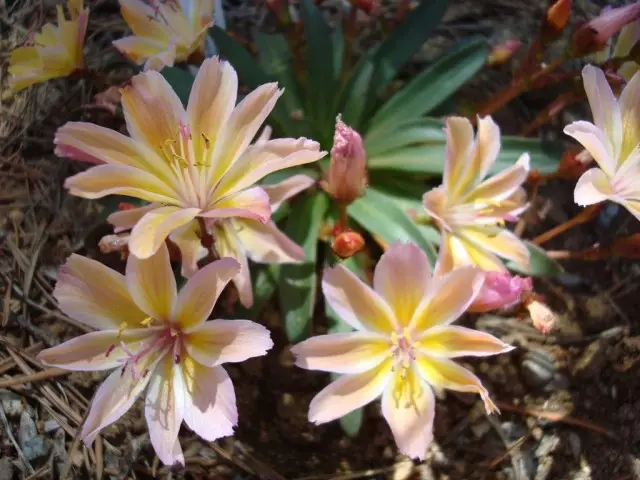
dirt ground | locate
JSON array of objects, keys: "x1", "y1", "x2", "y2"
[{"x1": 2, "y1": 0, "x2": 640, "y2": 479}]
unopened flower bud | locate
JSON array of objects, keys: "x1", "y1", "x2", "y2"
[
  {"x1": 324, "y1": 116, "x2": 367, "y2": 204},
  {"x1": 470, "y1": 272, "x2": 533, "y2": 313},
  {"x1": 487, "y1": 40, "x2": 522, "y2": 66},
  {"x1": 571, "y1": 3, "x2": 640, "y2": 56},
  {"x1": 99, "y1": 234, "x2": 130, "y2": 255},
  {"x1": 526, "y1": 300, "x2": 555, "y2": 334},
  {"x1": 546, "y1": 0, "x2": 572, "y2": 33},
  {"x1": 332, "y1": 230, "x2": 365, "y2": 259}
]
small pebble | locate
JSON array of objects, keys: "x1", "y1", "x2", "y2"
[
  {"x1": 535, "y1": 433, "x2": 560, "y2": 458},
  {"x1": 521, "y1": 350, "x2": 556, "y2": 388}
]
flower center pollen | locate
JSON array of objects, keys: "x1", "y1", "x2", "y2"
[{"x1": 390, "y1": 328, "x2": 423, "y2": 410}]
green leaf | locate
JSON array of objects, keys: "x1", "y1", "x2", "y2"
[
  {"x1": 231, "y1": 266, "x2": 279, "y2": 319},
  {"x1": 339, "y1": 58, "x2": 375, "y2": 129},
  {"x1": 332, "y1": 26, "x2": 344, "y2": 84},
  {"x1": 210, "y1": 26, "x2": 297, "y2": 134},
  {"x1": 254, "y1": 31, "x2": 304, "y2": 115},
  {"x1": 368, "y1": 38, "x2": 488, "y2": 135},
  {"x1": 368, "y1": 0, "x2": 447, "y2": 98},
  {"x1": 279, "y1": 192, "x2": 330, "y2": 342},
  {"x1": 300, "y1": 0, "x2": 335, "y2": 143},
  {"x1": 507, "y1": 242, "x2": 564, "y2": 276},
  {"x1": 339, "y1": 405, "x2": 363, "y2": 437},
  {"x1": 365, "y1": 118, "x2": 444, "y2": 157},
  {"x1": 161, "y1": 67, "x2": 195, "y2": 106},
  {"x1": 348, "y1": 188, "x2": 437, "y2": 265},
  {"x1": 495, "y1": 136, "x2": 564, "y2": 174}
]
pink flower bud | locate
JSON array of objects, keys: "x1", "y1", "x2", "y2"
[
  {"x1": 469, "y1": 272, "x2": 533, "y2": 313},
  {"x1": 324, "y1": 116, "x2": 367, "y2": 203},
  {"x1": 572, "y1": 3, "x2": 640, "y2": 56},
  {"x1": 487, "y1": 40, "x2": 522, "y2": 66}
]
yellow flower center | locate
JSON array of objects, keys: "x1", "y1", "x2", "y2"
[{"x1": 390, "y1": 328, "x2": 423, "y2": 410}]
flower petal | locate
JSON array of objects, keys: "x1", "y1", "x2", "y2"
[
  {"x1": 108, "y1": 203, "x2": 159, "y2": 233},
  {"x1": 129, "y1": 206, "x2": 201, "y2": 259},
  {"x1": 174, "y1": 257, "x2": 240, "y2": 331},
  {"x1": 417, "y1": 325, "x2": 514, "y2": 358},
  {"x1": 381, "y1": 370, "x2": 435, "y2": 460},
  {"x1": 323, "y1": 265, "x2": 398, "y2": 334},
  {"x1": 373, "y1": 242, "x2": 432, "y2": 327},
  {"x1": 185, "y1": 319, "x2": 273, "y2": 367},
  {"x1": 443, "y1": 117, "x2": 475, "y2": 201},
  {"x1": 461, "y1": 228, "x2": 530, "y2": 271},
  {"x1": 262, "y1": 174, "x2": 316, "y2": 212},
  {"x1": 410, "y1": 267, "x2": 483, "y2": 332},
  {"x1": 618, "y1": 70, "x2": 640, "y2": 162},
  {"x1": 564, "y1": 120, "x2": 616, "y2": 176},
  {"x1": 207, "y1": 83, "x2": 282, "y2": 184},
  {"x1": 54, "y1": 254, "x2": 146, "y2": 330},
  {"x1": 64, "y1": 164, "x2": 179, "y2": 203},
  {"x1": 214, "y1": 221, "x2": 254, "y2": 308},
  {"x1": 468, "y1": 116, "x2": 501, "y2": 189},
  {"x1": 452, "y1": 234, "x2": 508, "y2": 272},
  {"x1": 112, "y1": 36, "x2": 167, "y2": 65},
  {"x1": 81, "y1": 351, "x2": 160, "y2": 445},
  {"x1": 574, "y1": 168, "x2": 614, "y2": 206},
  {"x1": 415, "y1": 353, "x2": 498, "y2": 414},
  {"x1": 55, "y1": 122, "x2": 172, "y2": 181},
  {"x1": 145, "y1": 354, "x2": 185, "y2": 466},
  {"x1": 121, "y1": 70, "x2": 187, "y2": 150},
  {"x1": 213, "y1": 139, "x2": 324, "y2": 199},
  {"x1": 187, "y1": 57, "x2": 237, "y2": 160},
  {"x1": 291, "y1": 332, "x2": 391, "y2": 374},
  {"x1": 119, "y1": 0, "x2": 170, "y2": 40},
  {"x1": 168, "y1": 220, "x2": 207, "y2": 278},
  {"x1": 126, "y1": 243, "x2": 177, "y2": 321},
  {"x1": 205, "y1": 186, "x2": 271, "y2": 223},
  {"x1": 465, "y1": 153, "x2": 529, "y2": 204},
  {"x1": 182, "y1": 361, "x2": 237, "y2": 441},
  {"x1": 308, "y1": 359, "x2": 393, "y2": 424},
  {"x1": 582, "y1": 64, "x2": 622, "y2": 162},
  {"x1": 236, "y1": 220, "x2": 304, "y2": 264},
  {"x1": 37, "y1": 328, "x2": 158, "y2": 371}
]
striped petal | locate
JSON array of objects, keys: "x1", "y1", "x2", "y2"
[
  {"x1": 145, "y1": 354, "x2": 185, "y2": 466},
  {"x1": 373, "y1": 242, "x2": 431, "y2": 327},
  {"x1": 121, "y1": 70, "x2": 187, "y2": 150},
  {"x1": 382, "y1": 369, "x2": 435, "y2": 460},
  {"x1": 54, "y1": 254, "x2": 146, "y2": 330},
  {"x1": 236, "y1": 220, "x2": 304, "y2": 264},
  {"x1": 108, "y1": 203, "x2": 159, "y2": 233},
  {"x1": 323, "y1": 265, "x2": 398, "y2": 334},
  {"x1": 453, "y1": 234, "x2": 508, "y2": 272},
  {"x1": 443, "y1": 117, "x2": 475, "y2": 200},
  {"x1": 205, "y1": 186, "x2": 271, "y2": 223},
  {"x1": 182, "y1": 360, "x2": 237, "y2": 441},
  {"x1": 291, "y1": 332, "x2": 390, "y2": 374},
  {"x1": 461, "y1": 228, "x2": 530, "y2": 271},
  {"x1": 185, "y1": 320, "x2": 273, "y2": 367},
  {"x1": 308, "y1": 359, "x2": 393, "y2": 424},
  {"x1": 618, "y1": 70, "x2": 640, "y2": 162},
  {"x1": 126, "y1": 243, "x2": 177, "y2": 321},
  {"x1": 112, "y1": 36, "x2": 167, "y2": 65},
  {"x1": 574, "y1": 168, "x2": 614, "y2": 206},
  {"x1": 119, "y1": 0, "x2": 171, "y2": 40},
  {"x1": 129, "y1": 206, "x2": 201, "y2": 259},
  {"x1": 409, "y1": 267, "x2": 483, "y2": 332},
  {"x1": 417, "y1": 325, "x2": 514, "y2": 358},
  {"x1": 262, "y1": 174, "x2": 316, "y2": 212},
  {"x1": 174, "y1": 257, "x2": 240, "y2": 331},
  {"x1": 168, "y1": 220, "x2": 207, "y2": 278},
  {"x1": 214, "y1": 221, "x2": 254, "y2": 307},
  {"x1": 64, "y1": 165, "x2": 179, "y2": 204},
  {"x1": 415, "y1": 353, "x2": 498, "y2": 414},
  {"x1": 564, "y1": 120, "x2": 616, "y2": 176},
  {"x1": 466, "y1": 153, "x2": 529, "y2": 204}
]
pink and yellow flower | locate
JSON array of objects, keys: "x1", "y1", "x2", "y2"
[
  {"x1": 8, "y1": 0, "x2": 88, "y2": 92},
  {"x1": 423, "y1": 116, "x2": 531, "y2": 272},
  {"x1": 37, "y1": 245, "x2": 273, "y2": 465},
  {"x1": 292, "y1": 242, "x2": 512, "y2": 459},
  {"x1": 114, "y1": 0, "x2": 214, "y2": 71},
  {"x1": 565, "y1": 65, "x2": 640, "y2": 221},
  {"x1": 107, "y1": 174, "x2": 315, "y2": 307},
  {"x1": 55, "y1": 57, "x2": 325, "y2": 259}
]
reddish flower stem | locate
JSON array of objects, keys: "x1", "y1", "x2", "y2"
[{"x1": 532, "y1": 204, "x2": 601, "y2": 246}]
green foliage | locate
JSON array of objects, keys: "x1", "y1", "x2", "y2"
[
  {"x1": 279, "y1": 192, "x2": 329, "y2": 343},
  {"x1": 507, "y1": 242, "x2": 564, "y2": 276},
  {"x1": 161, "y1": 67, "x2": 195, "y2": 105}
]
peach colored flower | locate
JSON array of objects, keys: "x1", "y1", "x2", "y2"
[
  {"x1": 37, "y1": 245, "x2": 272, "y2": 465},
  {"x1": 8, "y1": 0, "x2": 88, "y2": 92},
  {"x1": 292, "y1": 242, "x2": 512, "y2": 459},
  {"x1": 107, "y1": 174, "x2": 315, "y2": 307},
  {"x1": 114, "y1": 0, "x2": 214, "y2": 71},
  {"x1": 423, "y1": 116, "x2": 531, "y2": 272},
  {"x1": 565, "y1": 65, "x2": 640, "y2": 221},
  {"x1": 55, "y1": 57, "x2": 325, "y2": 259}
]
